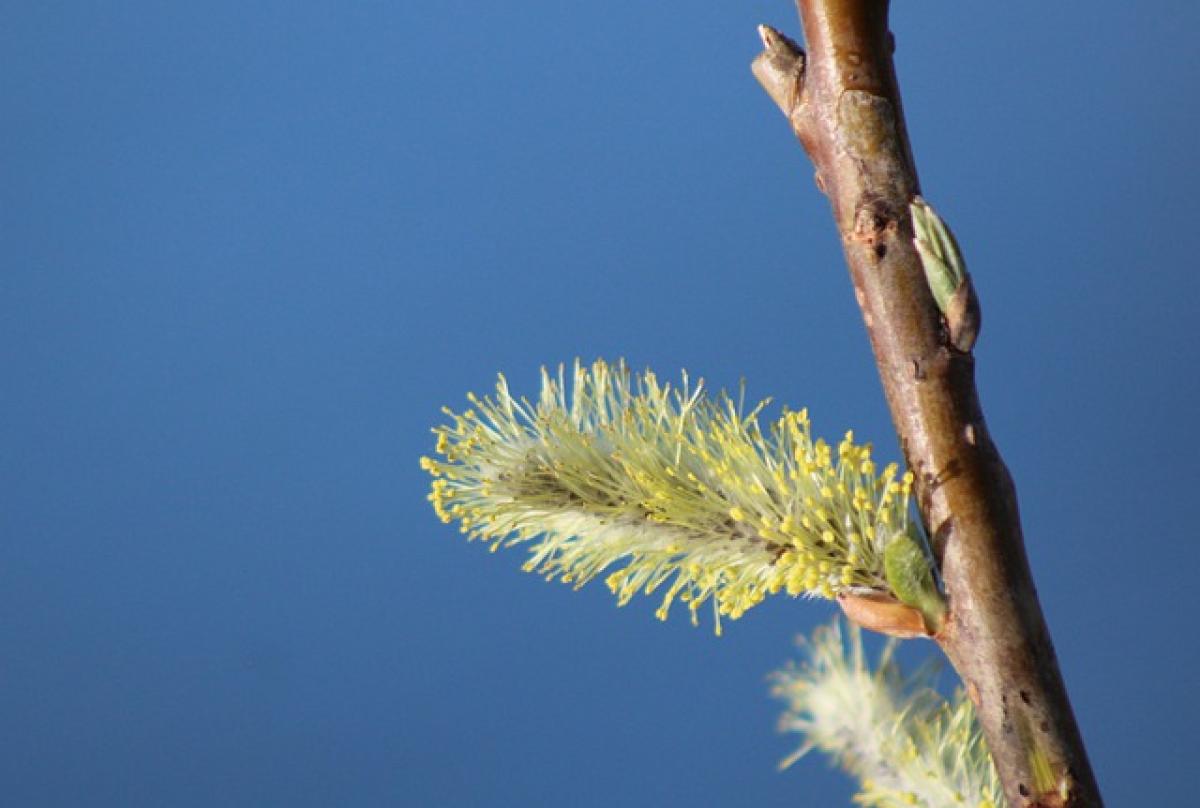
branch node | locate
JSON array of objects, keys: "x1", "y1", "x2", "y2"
[{"x1": 752, "y1": 25, "x2": 806, "y2": 119}]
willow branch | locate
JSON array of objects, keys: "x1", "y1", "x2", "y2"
[{"x1": 752, "y1": 2, "x2": 1102, "y2": 806}]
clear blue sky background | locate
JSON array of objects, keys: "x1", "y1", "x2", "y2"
[{"x1": 3, "y1": 2, "x2": 1198, "y2": 806}]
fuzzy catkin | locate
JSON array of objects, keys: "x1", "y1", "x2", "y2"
[{"x1": 422, "y1": 359, "x2": 924, "y2": 632}]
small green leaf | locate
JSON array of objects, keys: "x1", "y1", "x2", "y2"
[{"x1": 883, "y1": 529, "x2": 945, "y2": 632}]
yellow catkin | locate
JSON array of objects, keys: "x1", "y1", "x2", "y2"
[{"x1": 421, "y1": 360, "x2": 923, "y2": 632}]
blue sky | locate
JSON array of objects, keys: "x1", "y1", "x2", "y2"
[{"x1": 3, "y1": 2, "x2": 1198, "y2": 806}]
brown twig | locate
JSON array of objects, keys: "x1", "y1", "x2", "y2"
[{"x1": 751, "y1": 2, "x2": 1102, "y2": 806}]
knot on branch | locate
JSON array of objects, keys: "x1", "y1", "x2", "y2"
[{"x1": 852, "y1": 197, "x2": 901, "y2": 244}]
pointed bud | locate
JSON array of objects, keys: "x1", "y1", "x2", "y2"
[{"x1": 911, "y1": 197, "x2": 980, "y2": 352}]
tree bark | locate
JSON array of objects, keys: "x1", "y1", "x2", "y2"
[{"x1": 751, "y1": 2, "x2": 1102, "y2": 806}]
